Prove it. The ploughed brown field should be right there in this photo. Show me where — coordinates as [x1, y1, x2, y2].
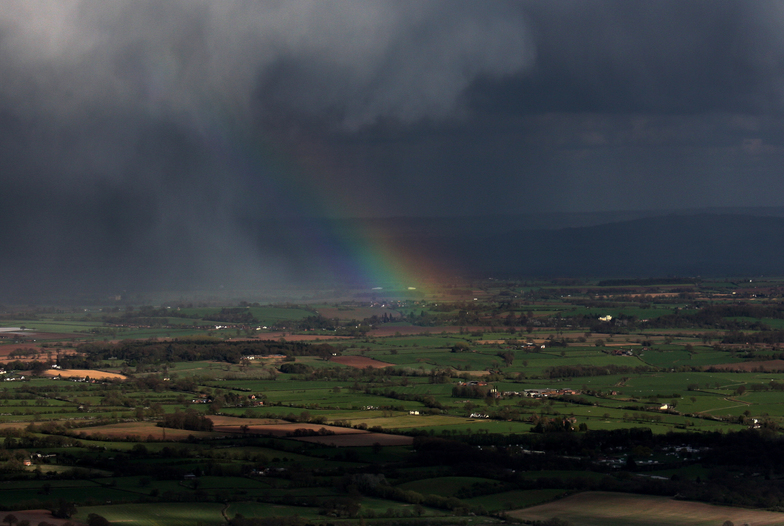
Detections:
[31, 416, 412, 447]
[209, 416, 413, 446]
[0, 510, 82, 526]
[329, 356, 393, 368]
[62, 418, 346, 440]
[210, 416, 363, 436]
[42, 368, 127, 379]
[510, 491, 784, 526]
[706, 359, 784, 372]
[0, 344, 80, 360]
[71, 421, 216, 440]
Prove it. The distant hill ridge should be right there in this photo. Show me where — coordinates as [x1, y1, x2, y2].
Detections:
[444, 213, 784, 277]
[326, 206, 784, 237]
[3, 208, 784, 300]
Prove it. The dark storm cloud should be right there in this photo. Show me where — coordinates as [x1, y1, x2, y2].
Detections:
[0, 0, 533, 296]
[0, 1, 532, 127]
[474, 1, 784, 116]
[378, 0, 784, 214]
[2, 1, 784, 298]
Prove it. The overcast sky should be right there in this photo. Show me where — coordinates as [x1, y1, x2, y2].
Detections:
[2, 1, 784, 295]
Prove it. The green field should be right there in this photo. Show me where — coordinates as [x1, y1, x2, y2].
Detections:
[78, 502, 227, 526]
[3, 280, 784, 524]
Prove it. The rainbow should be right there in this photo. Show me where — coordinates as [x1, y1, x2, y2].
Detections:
[186, 104, 450, 294]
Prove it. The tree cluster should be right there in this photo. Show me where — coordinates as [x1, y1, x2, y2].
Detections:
[158, 410, 213, 431]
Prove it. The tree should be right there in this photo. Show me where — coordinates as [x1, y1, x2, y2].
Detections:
[497, 351, 514, 366]
[3, 514, 17, 526]
[451, 342, 470, 353]
[86, 514, 111, 526]
[52, 500, 77, 519]
[316, 345, 334, 361]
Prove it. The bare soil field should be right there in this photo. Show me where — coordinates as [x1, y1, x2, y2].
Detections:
[0, 343, 42, 357]
[73, 417, 324, 440]
[211, 420, 364, 437]
[0, 509, 83, 526]
[706, 360, 784, 372]
[510, 491, 784, 526]
[0, 344, 80, 360]
[73, 421, 215, 440]
[208, 416, 293, 428]
[330, 356, 393, 368]
[207, 416, 411, 445]
[42, 369, 127, 380]
[0, 422, 31, 430]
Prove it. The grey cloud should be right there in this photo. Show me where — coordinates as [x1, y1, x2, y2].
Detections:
[0, 1, 533, 128]
[471, 1, 784, 117]
[0, 1, 535, 296]
[4, 1, 784, 299]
